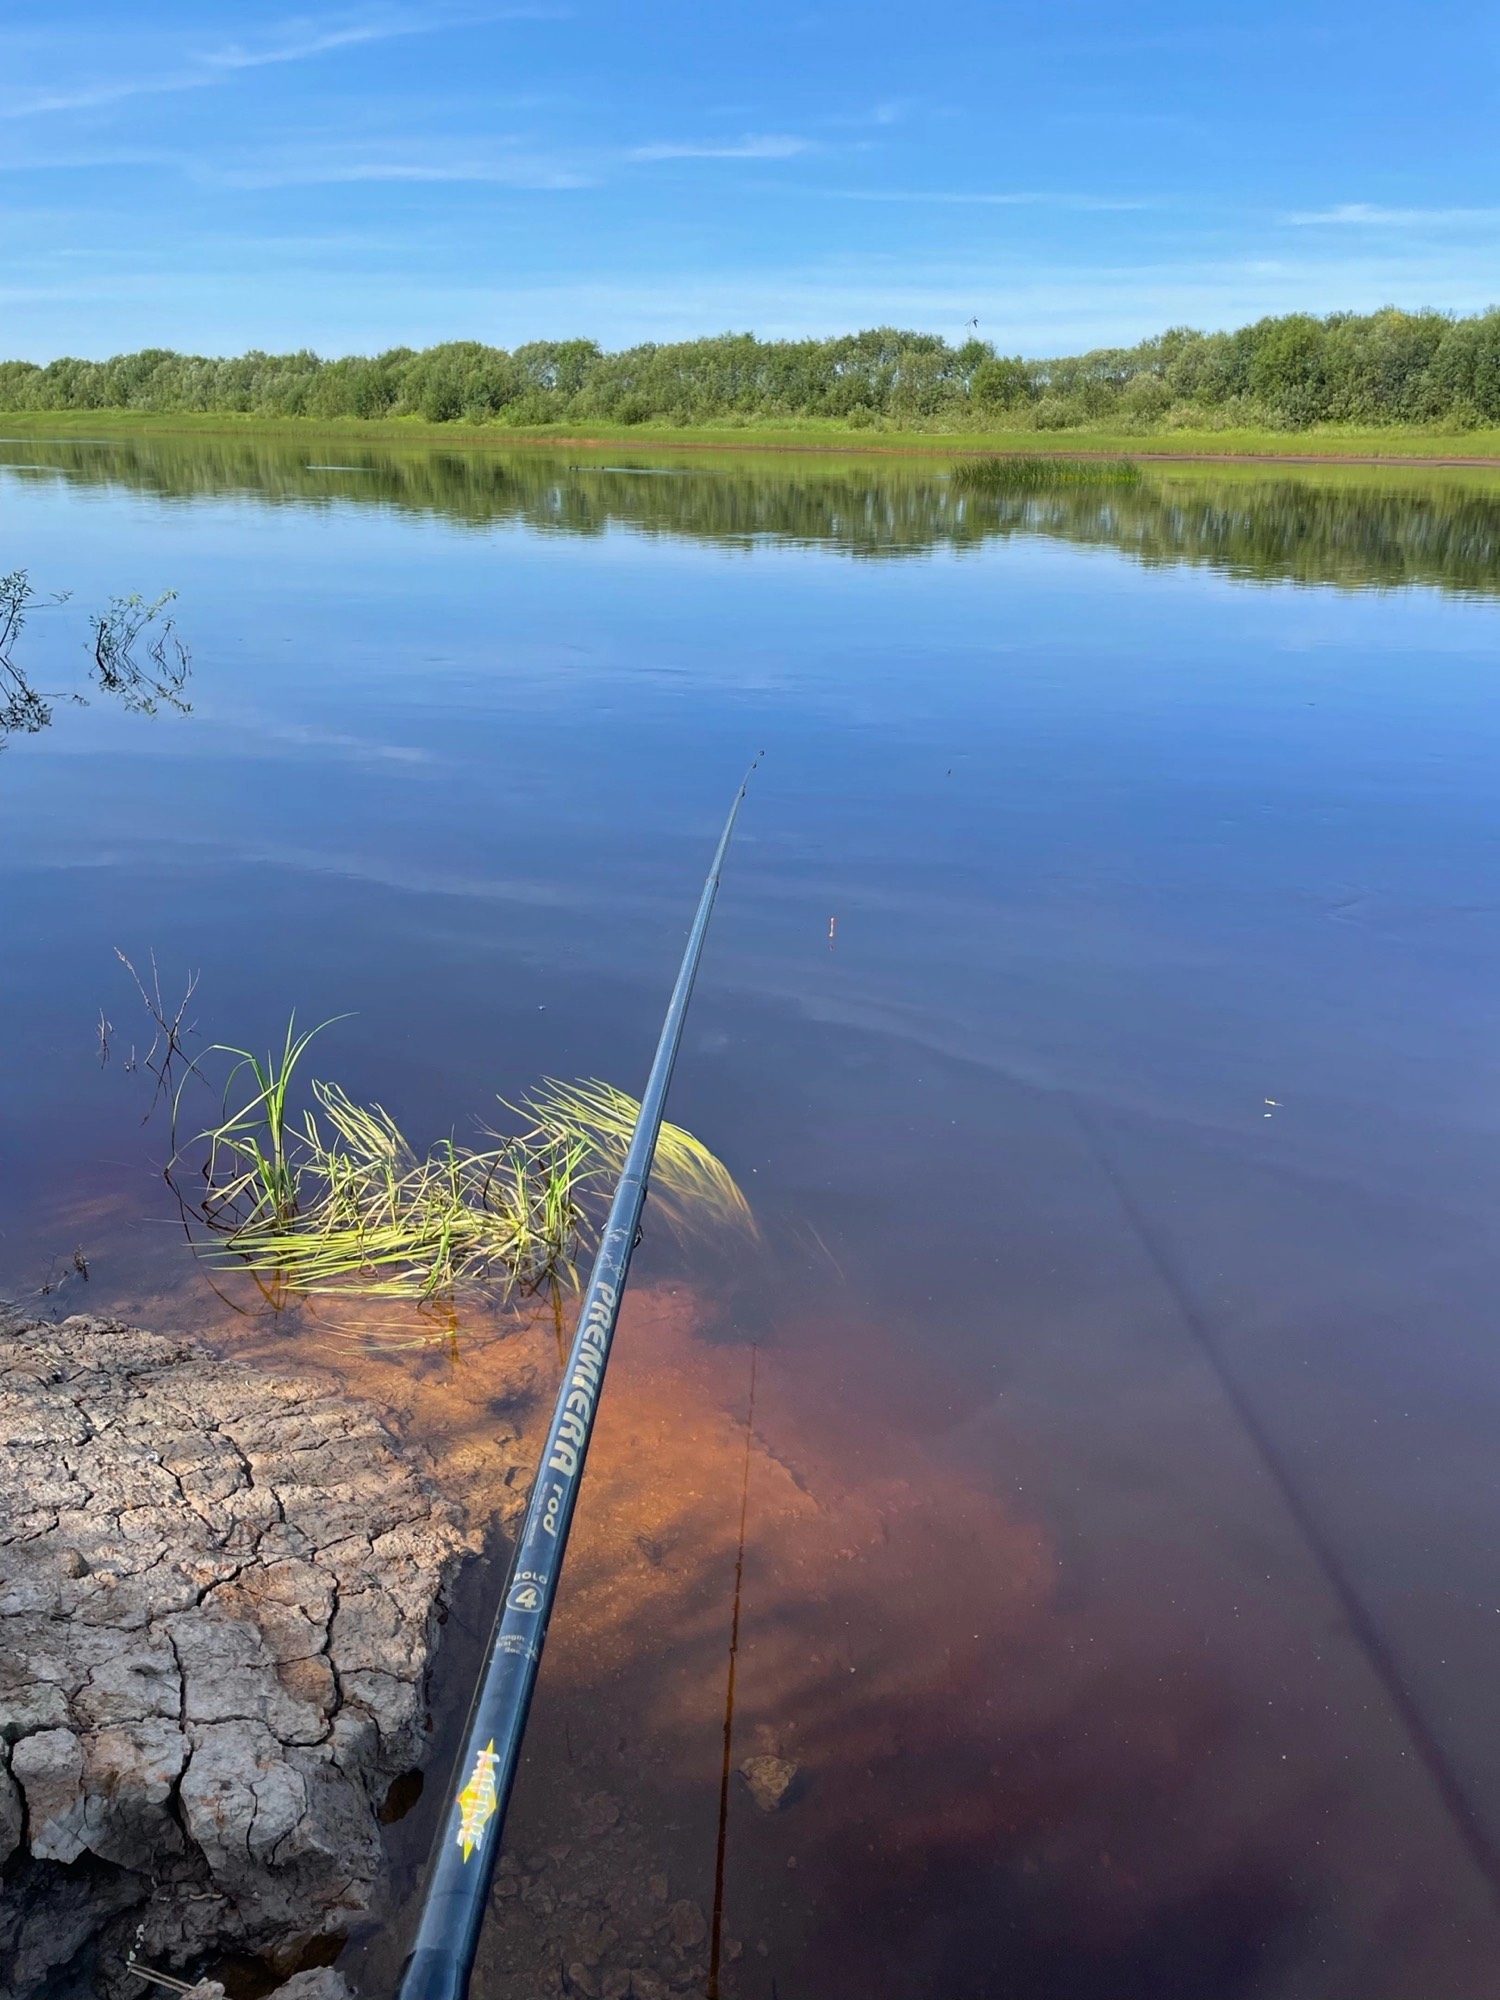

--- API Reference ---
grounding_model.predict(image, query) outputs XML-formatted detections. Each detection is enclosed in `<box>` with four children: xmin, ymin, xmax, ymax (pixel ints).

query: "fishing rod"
<box><xmin>397</xmin><ymin>772</ymin><xmax>755</xmax><ymax>2000</ymax></box>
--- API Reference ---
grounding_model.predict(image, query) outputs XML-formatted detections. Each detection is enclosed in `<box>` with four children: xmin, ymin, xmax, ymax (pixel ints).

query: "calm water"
<box><xmin>5</xmin><ymin>440</ymin><xmax>1500</xmax><ymax>1999</ymax></box>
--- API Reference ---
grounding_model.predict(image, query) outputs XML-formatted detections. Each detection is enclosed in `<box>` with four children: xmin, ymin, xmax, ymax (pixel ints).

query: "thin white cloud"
<box><xmin>0</xmin><ymin>146</ymin><xmax>177</xmax><ymax>174</ymax></box>
<box><xmin>0</xmin><ymin>6</ymin><xmax>548</xmax><ymax>121</ymax></box>
<box><xmin>823</xmin><ymin>188</ymin><xmax>1151</xmax><ymax>211</ymax></box>
<box><xmin>0</xmin><ymin>138</ymin><xmax>588</xmax><ymax>192</ymax></box>
<box><xmin>628</xmin><ymin>135</ymin><xmax>814</xmax><ymax>162</ymax></box>
<box><xmin>1287</xmin><ymin>202</ymin><xmax>1500</xmax><ymax>227</ymax></box>
<box><xmin>820</xmin><ymin>98</ymin><xmax>919</xmax><ymax>130</ymax></box>
<box><xmin>208</xmin><ymin>144</ymin><xmax>590</xmax><ymax>190</ymax></box>
<box><xmin>0</xmin><ymin>76</ymin><xmax>206</xmax><ymax>120</ymax></box>
<box><xmin>199</xmin><ymin>5</ymin><xmax>557</xmax><ymax>72</ymax></box>
<box><xmin>201</xmin><ymin>15</ymin><xmax>435</xmax><ymax>73</ymax></box>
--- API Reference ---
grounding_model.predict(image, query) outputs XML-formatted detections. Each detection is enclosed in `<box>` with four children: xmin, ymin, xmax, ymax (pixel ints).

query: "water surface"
<box><xmin>4</xmin><ymin>438</ymin><xmax>1500</xmax><ymax>1999</ymax></box>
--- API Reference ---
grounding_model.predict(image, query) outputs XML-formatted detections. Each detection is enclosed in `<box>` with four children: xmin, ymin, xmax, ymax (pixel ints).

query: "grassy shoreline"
<box><xmin>5</xmin><ymin>406</ymin><xmax>1500</xmax><ymax>467</ymax></box>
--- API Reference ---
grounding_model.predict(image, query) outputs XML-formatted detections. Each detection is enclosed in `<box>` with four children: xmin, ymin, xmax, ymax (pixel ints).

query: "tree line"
<box><xmin>4</xmin><ymin>309</ymin><xmax>1500</xmax><ymax>430</ymax></box>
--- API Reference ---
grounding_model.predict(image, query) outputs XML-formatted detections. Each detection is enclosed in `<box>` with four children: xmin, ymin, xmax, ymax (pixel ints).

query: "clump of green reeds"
<box><xmin>952</xmin><ymin>454</ymin><xmax>1142</xmax><ymax>493</ymax></box>
<box><xmin>179</xmin><ymin>1019</ymin><xmax>753</xmax><ymax>1303</ymax></box>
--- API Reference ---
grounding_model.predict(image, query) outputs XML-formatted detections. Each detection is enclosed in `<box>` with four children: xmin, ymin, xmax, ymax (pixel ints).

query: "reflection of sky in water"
<box><xmin>4</xmin><ymin>448</ymin><xmax>1500</xmax><ymax>1995</ymax></box>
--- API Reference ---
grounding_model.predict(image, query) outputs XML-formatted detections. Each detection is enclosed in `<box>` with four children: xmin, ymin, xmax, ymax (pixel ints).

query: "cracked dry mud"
<box><xmin>0</xmin><ymin>1314</ymin><xmax>485</xmax><ymax>2000</ymax></box>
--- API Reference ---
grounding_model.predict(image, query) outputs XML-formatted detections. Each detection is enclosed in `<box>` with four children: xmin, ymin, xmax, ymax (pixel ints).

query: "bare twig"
<box><xmin>113</xmin><ymin>949</ymin><xmax>200</xmax><ymax>1121</ymax></box>
<box><xmin>123</xmin><ymin>1919</ymin><xmax>199</xmax><ymax>1994</ymax></box>
<box><xmin>37</xmin><ymin>1249</ymin><xmax>89</xmax><ymax>1299</ymax></box>
<box><xmin>91</xmin><ymin>591</ymin><xmax>191</xmax><ymax>715</ymax></box>
<box><xmin>1</xmin><ymin>570</ymin><xmax>191</xmax><ymax>748</ymax></box>
<box><xmin>0</xmin><ymin>570</ymin><xmax>70</xmax><ymax>739</ymax></box>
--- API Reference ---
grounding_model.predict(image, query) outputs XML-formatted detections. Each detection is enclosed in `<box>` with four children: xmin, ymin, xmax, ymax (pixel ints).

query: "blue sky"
<box><xmin>3</xmin><ymin>1</ymin><xmax>1497</xmax><ymax>360</ymax></box>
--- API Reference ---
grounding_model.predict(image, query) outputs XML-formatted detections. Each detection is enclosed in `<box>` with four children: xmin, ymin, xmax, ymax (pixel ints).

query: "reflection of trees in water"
<box><xmin>997</xmin><ymin>477</ymin><xmax>1500</xmax><ymax>597</ymax></box>
<box><xmin>6</xmin><ymin>441</ymin><xmax>1500</xmax><ymax>594</ymax></box>
<box><xmin>0</xmin><ymin>567</ymin><xmax>190</xmax><ymax>747</ymax></box>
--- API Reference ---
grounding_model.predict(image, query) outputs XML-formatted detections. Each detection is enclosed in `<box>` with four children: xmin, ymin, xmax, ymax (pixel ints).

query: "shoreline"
<box><xmin>0</xmin><ymin>1312</ymin><xmax>488</xmax><ymax>2000</ymax></box>
<box><xmin>5</xmin><ymin>408</ymin><xmax>1500</xmax><ymax>469</ymax></box>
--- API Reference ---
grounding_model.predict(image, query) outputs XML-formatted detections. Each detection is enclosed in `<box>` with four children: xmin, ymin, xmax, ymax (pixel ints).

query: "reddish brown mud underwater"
<box><xmin>121</xmin><ymin>1272</ymin><xmax>1500</xmax><ymax>2000</ymax></box>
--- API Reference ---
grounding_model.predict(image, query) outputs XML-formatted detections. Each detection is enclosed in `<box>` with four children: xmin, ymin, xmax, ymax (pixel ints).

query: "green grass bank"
<box><xmin>6</xmin><ymin>406</ymin><xmax>1500</xmax><ymax>466</ymax></box>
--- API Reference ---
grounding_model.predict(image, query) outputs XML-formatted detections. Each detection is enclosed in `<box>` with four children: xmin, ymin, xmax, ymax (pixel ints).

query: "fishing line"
<box><xmin>709</xmin><ymin>1343</ymin><xmax>759</xmax><ymax>2000</ymax></box>
<box><xmin>1079</xmin><ymin>1112</ymin><xmax>1500</xmax><ymax>1909</ymax></box>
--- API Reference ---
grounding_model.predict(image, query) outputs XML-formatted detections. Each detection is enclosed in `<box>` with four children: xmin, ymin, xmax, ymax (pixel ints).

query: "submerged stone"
<box><xmin>738</xmin><ymin>1753</ymin><xmax>799</xmax><ymax>1813</ymax></box>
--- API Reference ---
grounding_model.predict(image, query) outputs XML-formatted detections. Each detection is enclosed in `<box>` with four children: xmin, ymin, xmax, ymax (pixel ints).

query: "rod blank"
<box><xmin>397</xmin><ymin>776</ymin><xmax>752</xmax><ymax>2000</ymax></box>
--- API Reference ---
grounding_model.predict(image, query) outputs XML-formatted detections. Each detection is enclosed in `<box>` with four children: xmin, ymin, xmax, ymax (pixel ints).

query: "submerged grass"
<box><xmin>180</xmin><ymin>1020</ymin><xmax>753</xmax><ymax>1303</ymax></box>
<box><xmin>952</xmin><ymin>454</ymin><xmax>1143</xmax><ymax>493</ymax></box>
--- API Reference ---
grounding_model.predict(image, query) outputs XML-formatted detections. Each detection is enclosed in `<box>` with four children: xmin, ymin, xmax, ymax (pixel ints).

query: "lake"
<box><xmin>4</xmin><ymin>437</ymin><xmax>1500</xmax><ymax>2000</ymax></box>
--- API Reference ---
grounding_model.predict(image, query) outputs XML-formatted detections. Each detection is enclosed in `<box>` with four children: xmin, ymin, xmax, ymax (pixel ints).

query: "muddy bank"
<box><xmin>0</xmin><ymin>1314</ymin><xmax>513</xmax><ymax>2000</ymax></box>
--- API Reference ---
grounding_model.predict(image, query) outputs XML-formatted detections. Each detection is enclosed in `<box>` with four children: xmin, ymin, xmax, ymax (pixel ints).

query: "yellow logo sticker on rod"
<box><xmin>455</xmin><ymin>1740</ymin><xmax>500</xmax><ymax>1861</ymax></box>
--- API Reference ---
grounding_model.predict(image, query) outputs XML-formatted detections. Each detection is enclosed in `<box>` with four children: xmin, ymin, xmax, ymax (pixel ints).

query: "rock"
<box><xmin>630</xmin><ymin>1977</ymin><xmax>668</xmax><ymax>2000</ymax></box>
<box><xmin>82</xmin><ymin>1717</ymin><xmax>189</xmax><ymax>1866</ymax></box>
<box><xmin>0</xmin><ymin>1315</ymin><xmax>485</xmax><ymax>2000</ymax></box>
<box><xmin>579</xmin><ymin>1790</ymin><xmax>621</xmax><ymax>1838</ymax></box>
<box><xmin>739</xmin><ymin>1753</ymin><xmax>798</xmax><ymax>1812</ymax></box>
<box><xmin>184</xmin><ymin>1978</ymin><xmax>351</xmax><ymax>2000</ymax></box>
<box><xmin>0</xmin><ymin>1748</ymin><xmax>23</xmax><ymax>1865</ymax></box>
<box><xmin>571</xmin><ymin>1928</ymin><xmax>608</xmax><ymax>1968</ymax></box>
<box><xmin>267</xmin><ymin>1972</ymin><xmax>355</xmax><ymax>2000</ymax></box>
<box><xmin>667</xmin><ymin>1901</ymin><xmax>707</xmax><ymax>1951</ymax></box>
<box><xmin>12</xmin><ymin>1728</ymin><xmax>87</xmax><ymax>1862</ymax></box>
